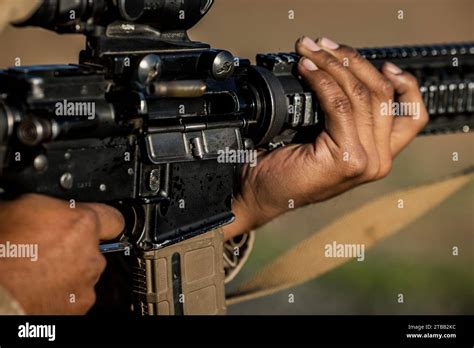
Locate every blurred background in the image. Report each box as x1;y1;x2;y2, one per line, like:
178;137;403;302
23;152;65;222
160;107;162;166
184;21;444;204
0;0;472;314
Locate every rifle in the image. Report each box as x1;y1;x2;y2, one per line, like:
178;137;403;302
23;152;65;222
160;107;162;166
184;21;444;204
0;0;472;315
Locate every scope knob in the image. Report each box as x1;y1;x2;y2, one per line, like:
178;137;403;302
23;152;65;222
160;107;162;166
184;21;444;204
137;54;163;86
212;51;235;80
118;0;145;21
17;118;56;146
198;50;236;80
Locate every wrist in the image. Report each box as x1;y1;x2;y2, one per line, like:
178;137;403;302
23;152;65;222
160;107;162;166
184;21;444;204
222;192;280;240
222;195;261;240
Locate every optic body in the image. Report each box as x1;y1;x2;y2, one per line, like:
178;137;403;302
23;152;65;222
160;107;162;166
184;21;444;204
19;0;215;32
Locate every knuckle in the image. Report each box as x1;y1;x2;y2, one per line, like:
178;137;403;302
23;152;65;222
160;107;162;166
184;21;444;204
96;254;107;274
377;159;393;179
74;208;99;235
346;48;364;64
330;95;352;114
15;193;41;208
81;290;97;312
415;111;430;132
79;252;106;284
362;160;381;182
420;112;429;127
377;78;395;98
341;148;368;178
362;112;375;127
317;76;336;91
18;193;36;202
352;81;370;101
325;56;343;70
404;72;418;86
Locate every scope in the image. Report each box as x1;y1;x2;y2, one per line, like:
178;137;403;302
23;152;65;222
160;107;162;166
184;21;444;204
17;0;214;33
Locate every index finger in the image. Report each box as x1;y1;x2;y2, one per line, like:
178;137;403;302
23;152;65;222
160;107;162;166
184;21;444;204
80;203;125;241
297;60;359;148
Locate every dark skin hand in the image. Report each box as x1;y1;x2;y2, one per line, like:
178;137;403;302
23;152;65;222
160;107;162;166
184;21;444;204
0;194;124;314
223;37;428;239
1;4;124;314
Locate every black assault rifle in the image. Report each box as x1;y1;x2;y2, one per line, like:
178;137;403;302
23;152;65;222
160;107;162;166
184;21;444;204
0;0;473;315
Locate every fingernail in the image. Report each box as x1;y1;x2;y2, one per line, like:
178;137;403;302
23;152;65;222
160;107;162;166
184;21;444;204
300;36;321;52
385;62;403;75
300;58;318;71
318;37;340;50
